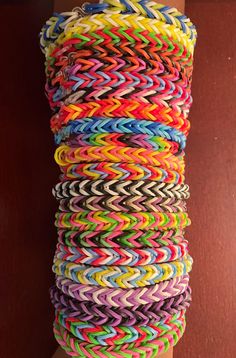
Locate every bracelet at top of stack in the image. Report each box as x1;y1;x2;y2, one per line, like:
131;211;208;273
40;0;196;356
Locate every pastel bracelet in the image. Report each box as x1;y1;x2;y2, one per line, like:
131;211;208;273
56;274;190;308
53;255;192;288
50;285;191;326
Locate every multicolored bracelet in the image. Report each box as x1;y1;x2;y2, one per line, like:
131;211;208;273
57;228;185;248
55;211;190;231
56;274;190;308
50;285;191;326
53;255;192;288
55;240;188;265
54;118;187;149
53;317;186;357
40;0;196;355
56;310;185;345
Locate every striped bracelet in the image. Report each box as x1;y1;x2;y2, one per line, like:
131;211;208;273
65;134;182;154
53;180;190;199
55;211;190;231
50;285;191;326
55;145;185;172
58;196;187;213
53;317;185;358
57;229;185;248
56;310;185;345
54;118;187;149
59;162;184;183
56;274;190;308
55;240;188;265
53;255;192;288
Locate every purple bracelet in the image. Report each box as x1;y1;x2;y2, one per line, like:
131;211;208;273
56;274;190;308
50;285;191;326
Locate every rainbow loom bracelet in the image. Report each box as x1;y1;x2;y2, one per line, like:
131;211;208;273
40;0;196;356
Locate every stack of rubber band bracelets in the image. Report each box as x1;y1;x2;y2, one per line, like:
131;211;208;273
40;0;197;356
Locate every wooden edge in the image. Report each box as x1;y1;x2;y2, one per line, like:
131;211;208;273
52;0;185;357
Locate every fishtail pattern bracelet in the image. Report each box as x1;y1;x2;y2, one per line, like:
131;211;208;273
57;228;185;248
50;285;191;326
40;0;196;356
56;274;190;308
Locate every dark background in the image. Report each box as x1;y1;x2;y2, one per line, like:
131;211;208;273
0;1;235;357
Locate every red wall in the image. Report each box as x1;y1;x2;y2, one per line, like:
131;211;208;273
176;1;236;357
0;1;57;357
0;1;235;357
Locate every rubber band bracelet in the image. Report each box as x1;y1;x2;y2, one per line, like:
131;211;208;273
55;274;190;308
52;180;190;200
41;13;195;56
53;255;192;288
48;56;192;90
55;145;185;173
55;240;188;265
47;49;192;84
53;317;185;358
58;196;187;213
64;134;182;154
54;118;187;149
51;99;189;134
47;68;192;111
56;310;185;345
59;162;184;183
50;285;191;326
57;228;185;248
40;0;196;50
46;36;193;83
48;66;192;106
55;211;190;231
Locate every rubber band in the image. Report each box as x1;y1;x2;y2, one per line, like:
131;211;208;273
53;255;192;288
53;317;186;357
40;0;196;52
55;274;190;307
58;195;187;213
54;118;187;149
51;99;190;134
50;285;191;326
55;211;190;231
55;145;185;173
65;134;182;154
56;310;185;345
53;180;190;200
59;162;184;183
57;228;185;248
55;240;188;265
